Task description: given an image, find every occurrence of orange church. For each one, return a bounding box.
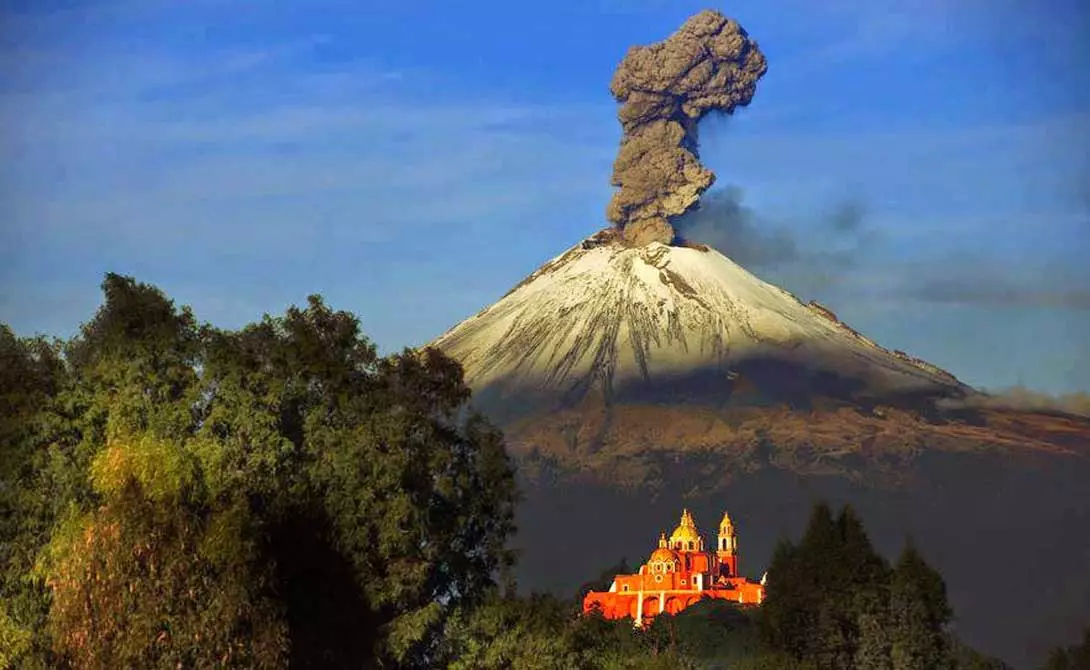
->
[582,508,765,626]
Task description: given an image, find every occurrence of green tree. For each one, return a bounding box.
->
[440,593,706,669]
[761,502,890,669]
[3,275,519,668]
[2,271,205,667]
[760,537,811,658]
[0,325,66,668]
[1042,628,1090,670]
[21,276,287,668]
[666,599,763,665]
[441,594,589,669]
[889,540,952,670]
[854,588,893,670]
[195,296,518,665]
[42,474,286,668]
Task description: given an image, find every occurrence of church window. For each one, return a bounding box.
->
[688,541,694,550]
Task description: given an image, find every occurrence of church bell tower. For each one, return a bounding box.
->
[717,511,739,577]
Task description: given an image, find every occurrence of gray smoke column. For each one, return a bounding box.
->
[607,10,767,246]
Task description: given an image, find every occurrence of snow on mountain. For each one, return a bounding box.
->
[432,232,968,407]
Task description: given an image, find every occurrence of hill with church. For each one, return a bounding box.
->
[583,508,765,624]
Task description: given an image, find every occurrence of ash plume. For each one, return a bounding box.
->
[607,9,767,247]
[673,186,876,293]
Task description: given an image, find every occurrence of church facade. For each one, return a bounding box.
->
[582,509,765,626]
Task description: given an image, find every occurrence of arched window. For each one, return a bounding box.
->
[688,541,694,551]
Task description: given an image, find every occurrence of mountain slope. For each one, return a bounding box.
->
[435,231,969,420]
[430,231,1090,669]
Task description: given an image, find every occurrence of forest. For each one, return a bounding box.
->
[1,274,1087,669]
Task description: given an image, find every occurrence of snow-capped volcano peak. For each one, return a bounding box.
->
[432,231,966,414]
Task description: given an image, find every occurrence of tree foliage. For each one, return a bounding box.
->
[0,274,517,668]
[1042,628,1090,670]
[889,539,952,670]
[760,502,957,670]
[0,324,69,667]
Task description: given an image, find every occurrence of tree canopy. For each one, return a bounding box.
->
[0,274,517,668]
[759,502,959,670]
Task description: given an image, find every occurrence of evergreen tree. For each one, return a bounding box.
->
[889,540,952,670]
[793,501,841,661]
[814,602,853,670]
[855,588,893,670]
[759,538,809,657]
[762,502,890,669]
[838,505,892,594]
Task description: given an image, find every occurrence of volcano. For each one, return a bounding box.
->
[435,229,970,422]
[433,230,1085,476]
[431,230,1090,669]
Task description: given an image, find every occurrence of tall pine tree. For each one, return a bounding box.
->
[889,540,952,670]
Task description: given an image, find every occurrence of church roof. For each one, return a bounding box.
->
[649,547,679,563]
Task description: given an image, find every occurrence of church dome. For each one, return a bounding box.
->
[670,524,700,544]
[669,508,702,548]
[649,547,679,563]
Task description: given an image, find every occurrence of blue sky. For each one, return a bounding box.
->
[2,0,1088,394]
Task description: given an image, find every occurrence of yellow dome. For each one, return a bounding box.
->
[669,508,702,547]
[670,525,701,544]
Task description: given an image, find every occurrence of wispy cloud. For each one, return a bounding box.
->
[902,275,1090,311]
